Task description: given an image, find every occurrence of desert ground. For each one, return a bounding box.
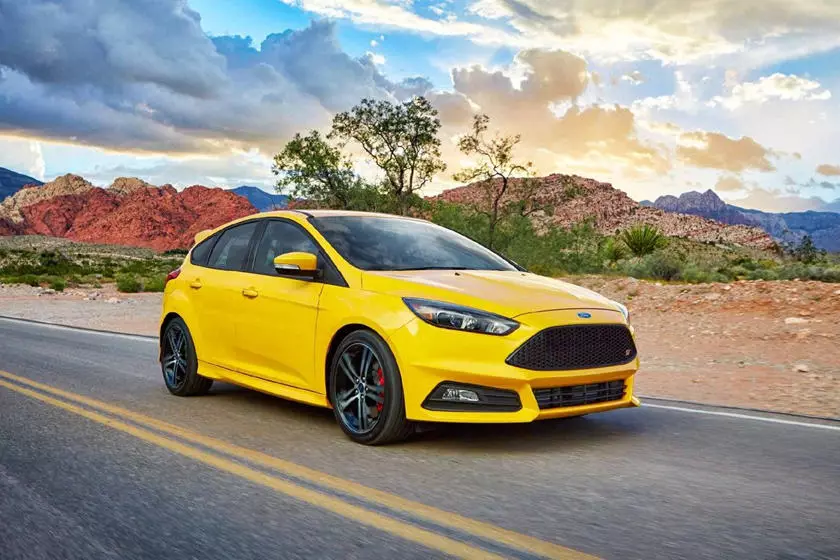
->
[2,277,838,418]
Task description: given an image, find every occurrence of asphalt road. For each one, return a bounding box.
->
[1,316,838,560]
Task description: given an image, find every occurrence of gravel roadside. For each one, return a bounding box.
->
[3,278,838,418]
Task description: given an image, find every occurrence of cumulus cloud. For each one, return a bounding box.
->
[709,73,832,110]
[464,0,840,65]
[441,49,669,178]
[622,71,644,85]
[725,188,826,213]
[817,164,840,176]
[677,131,777,172]
[0,137,45,180]
[715,175,744,192]
[0,2,398,154]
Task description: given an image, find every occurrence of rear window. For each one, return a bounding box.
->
[207,221,259,271]
[190,236,215,267]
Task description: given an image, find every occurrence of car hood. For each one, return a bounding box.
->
[362,269,622,318]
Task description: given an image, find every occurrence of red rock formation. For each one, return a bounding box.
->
[434,174,777,250]
[13,183,256,251]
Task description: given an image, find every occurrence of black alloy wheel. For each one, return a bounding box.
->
[160,317,213,396]
[329,330,413,445]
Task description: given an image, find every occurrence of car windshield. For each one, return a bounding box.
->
[310,215,517,272]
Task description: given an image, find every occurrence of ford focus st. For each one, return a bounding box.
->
[159,210,640,444]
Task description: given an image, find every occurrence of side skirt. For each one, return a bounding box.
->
[198,360,331,409]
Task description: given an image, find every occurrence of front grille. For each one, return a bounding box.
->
[506,324,636,371]
[533,380,626,410]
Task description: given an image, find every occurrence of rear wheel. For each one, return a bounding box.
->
[329,330,413,445]
[161,317,213,396]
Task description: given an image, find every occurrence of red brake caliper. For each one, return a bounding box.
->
[376,367,384,412]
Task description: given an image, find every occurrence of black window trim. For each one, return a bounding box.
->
[245,217,348,287]
[193,218,263,273]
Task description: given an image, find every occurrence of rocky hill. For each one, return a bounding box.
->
[0,175,256,251]
[436,174,776,250]
[0,167,43,201]
[645,189,840,252]
[231,186,288,211]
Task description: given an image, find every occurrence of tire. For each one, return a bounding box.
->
[329,330,413,445]
[160,317,213,397]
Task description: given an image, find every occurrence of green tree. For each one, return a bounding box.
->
[453,114,544,250]
[620,224,667,257]
[272,131,360,208]
[332,97,446,214]
[790,235,823,264]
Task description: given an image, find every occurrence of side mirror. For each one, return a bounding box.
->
[273,252,320,280]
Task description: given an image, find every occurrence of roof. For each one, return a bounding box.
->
[256,209,425,220]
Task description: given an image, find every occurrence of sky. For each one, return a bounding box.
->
[0,0,839,212]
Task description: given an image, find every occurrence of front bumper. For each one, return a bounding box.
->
[388,308,641,423]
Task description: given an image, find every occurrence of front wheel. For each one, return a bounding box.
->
[329,330,413,445]
[161,317,213,396]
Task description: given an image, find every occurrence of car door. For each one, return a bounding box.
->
[187,220,260,370]
[234,219,326,390]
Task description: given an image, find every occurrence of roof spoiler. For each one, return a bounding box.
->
[194,229,213,245]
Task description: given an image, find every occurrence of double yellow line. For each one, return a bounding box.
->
[0,369,597,560]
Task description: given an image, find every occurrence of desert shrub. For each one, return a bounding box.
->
[620,251,683,281]
[620,224,667,257]
[599,237,627,265]
[116,274,142,293]
[143,275,166,292]
[48,277,66,292]
[746,268,780,281]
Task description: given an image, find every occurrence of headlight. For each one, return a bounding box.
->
[615,302,630,322]
[402,298,519,336]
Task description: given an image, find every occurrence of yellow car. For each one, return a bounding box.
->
[159,210,640,444]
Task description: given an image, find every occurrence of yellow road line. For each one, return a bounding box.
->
[0,370,598,560]
[0,377,505,560]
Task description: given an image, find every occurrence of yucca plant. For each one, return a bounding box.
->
[621,224,667,257]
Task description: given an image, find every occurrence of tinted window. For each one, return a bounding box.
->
[310,216,516,272]
[252,220,319,275]
[190,236,215,266]
[207,221,258,271]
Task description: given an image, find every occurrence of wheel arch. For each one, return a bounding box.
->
[324,323,395,405]
[159,312,182,360]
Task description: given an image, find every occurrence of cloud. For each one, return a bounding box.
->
[0,136,45,180]
[0,3,398,154]
[622,71,644,85]
[715,175,744,192]
[709,73,832,110]
[817,164,840,176]
[725,187,826,213]
[441,50,669,179]
[677,132,777,172]
[464,0,840,65]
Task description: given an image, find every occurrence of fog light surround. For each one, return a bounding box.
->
[422,382,522,412]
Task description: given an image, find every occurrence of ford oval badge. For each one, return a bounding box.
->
[577,312,592,319]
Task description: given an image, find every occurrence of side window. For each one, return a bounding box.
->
[190,236,215,267]
[207,221,259,271]
[252,221,318,275]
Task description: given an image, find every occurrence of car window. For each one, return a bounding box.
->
[252,220,319,275]
[190,235,215,267]
[207,221,258,271]
[310,216,516,272]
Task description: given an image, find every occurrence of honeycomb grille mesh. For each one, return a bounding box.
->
[506,324,637,371]
[533,380,626,410]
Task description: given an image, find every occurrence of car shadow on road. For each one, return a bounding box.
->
[407,411,654,454]
[200,384,654,454]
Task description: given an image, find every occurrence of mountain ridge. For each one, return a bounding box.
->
[646,189,840,252]
[0,167,44,201]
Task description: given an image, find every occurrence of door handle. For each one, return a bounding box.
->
[189,279,202,289]
[242,288,259,299]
